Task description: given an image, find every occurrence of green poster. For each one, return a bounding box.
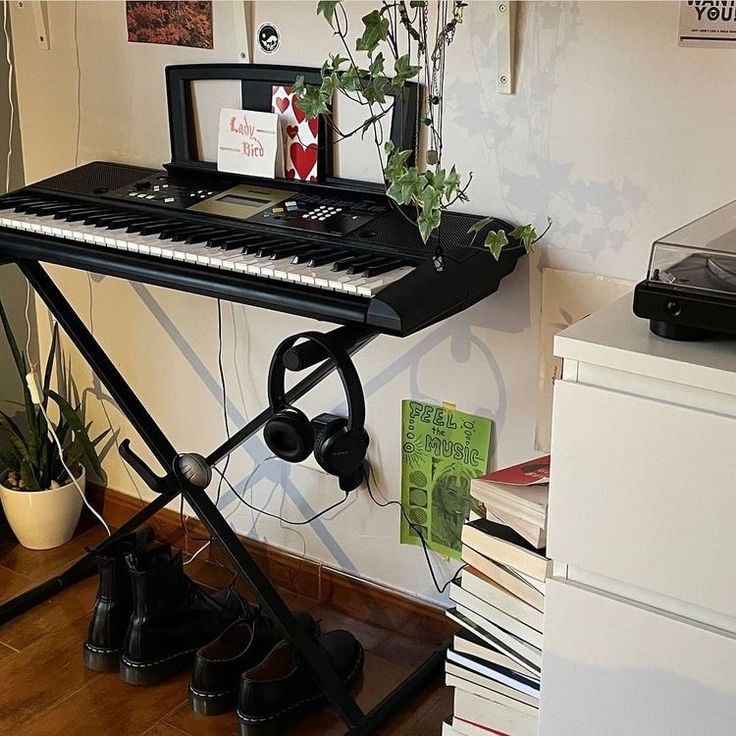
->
[400,400,492,559]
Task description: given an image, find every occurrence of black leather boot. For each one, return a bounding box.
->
[120,542,245,686]
[83,526,154,672]
[189,610,320,716]
[236,629,364,736]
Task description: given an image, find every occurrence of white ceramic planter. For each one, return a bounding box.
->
[0,467,86,550]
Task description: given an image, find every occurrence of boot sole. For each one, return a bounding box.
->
[83,644,122,672]
[189,686,237,716]
[120,650,194,686]
[236,645,365,736]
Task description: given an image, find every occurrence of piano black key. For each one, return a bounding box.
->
[168,226,213,243]
[241,238,283,255]
[206,233,262,249]
[303,250,345,267]
[270,243,313,260]
[331,255,371,272]
[158,224,208,240]
[50,206,93,219]
[21,202,67,215]
[85,213,125,227]
[125,219,160,234]
[360,260,407,277]
[346,256,397,276]
[60,209,106,223]
[256,241,301,258]
[183,228,231,244]
[136,221,178,236]
[100,214,143,229]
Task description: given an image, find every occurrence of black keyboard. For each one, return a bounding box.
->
[0,162,525,337]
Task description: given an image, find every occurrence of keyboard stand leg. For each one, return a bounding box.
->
[0,259,443,735]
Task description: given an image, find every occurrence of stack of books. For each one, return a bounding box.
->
[470,455,549,548]
[443,457,550,736]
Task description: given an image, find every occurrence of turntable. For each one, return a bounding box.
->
[633,199,736,340]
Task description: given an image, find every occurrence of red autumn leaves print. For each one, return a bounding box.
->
[126,1,213,49]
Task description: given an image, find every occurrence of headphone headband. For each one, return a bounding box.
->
[267,331,366,432]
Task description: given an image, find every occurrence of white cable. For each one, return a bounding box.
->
[73,0,81,165]
[2,0,14,193]
[183,540,211,566]
[23,280,34,370]
[37,399,111,537]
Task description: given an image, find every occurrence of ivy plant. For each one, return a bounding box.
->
[294,1,549,259]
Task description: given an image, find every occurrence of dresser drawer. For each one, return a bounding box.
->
[548,379,736,618]
[539,578,736,736]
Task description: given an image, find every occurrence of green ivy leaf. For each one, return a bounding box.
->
[356,10,390,53]
[338,65,361,92]
[410,0,428,7]
[317,1,339,27]
[296,85,330,119]
[509,223,538,252]
[444,165,461,201]
[393,53,421,86]
[362,75,389,105]
[485,230,509,260]
[418,208,441,243]
[369,52,385,77]
[467,216,493,244]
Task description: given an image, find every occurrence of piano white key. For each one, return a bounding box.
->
[0,207,416,301]
[347,267,415,296]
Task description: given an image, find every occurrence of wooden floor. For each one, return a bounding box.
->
[0,519,452,735]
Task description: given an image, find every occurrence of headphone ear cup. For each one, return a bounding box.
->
[263,407,314,463]
[314,415,369,477]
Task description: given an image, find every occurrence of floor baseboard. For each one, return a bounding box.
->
[88,484,455,646]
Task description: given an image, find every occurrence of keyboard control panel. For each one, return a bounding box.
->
[107,175,385,238]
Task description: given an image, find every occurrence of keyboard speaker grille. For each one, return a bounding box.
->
[354,210,514,263]
[33,162,153,196]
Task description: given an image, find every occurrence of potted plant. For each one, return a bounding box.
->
[0,298,107,550]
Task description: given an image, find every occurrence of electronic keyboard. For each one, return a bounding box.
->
[0,161,525,337]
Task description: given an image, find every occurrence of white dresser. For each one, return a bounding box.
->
[539,295,736,736]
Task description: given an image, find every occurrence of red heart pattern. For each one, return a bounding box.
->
[286,125,298,140]
[307,116,319,138]
[292,99,306,124]
[275,96,290,114]
[286,168,296,179]
[289,143,318,180]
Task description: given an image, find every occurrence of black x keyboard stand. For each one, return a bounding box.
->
[0,256,448,736]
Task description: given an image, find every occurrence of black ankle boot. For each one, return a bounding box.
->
[120,543,245,686]
[83,526,154,672]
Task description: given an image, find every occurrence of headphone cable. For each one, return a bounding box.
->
[363,459,463,596]
[213,463,350,526]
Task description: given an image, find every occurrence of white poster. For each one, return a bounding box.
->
[678,1,736,48]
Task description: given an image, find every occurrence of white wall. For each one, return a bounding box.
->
[0,15,28,421]
[8,1,736,604]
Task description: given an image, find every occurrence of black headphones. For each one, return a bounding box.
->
[264,332,369,490]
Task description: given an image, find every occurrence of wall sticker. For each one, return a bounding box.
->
[679,1,736,47]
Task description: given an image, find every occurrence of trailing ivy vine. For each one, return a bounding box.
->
[294,0,549,260]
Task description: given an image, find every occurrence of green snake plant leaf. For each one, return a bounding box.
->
[42,322,59,410]
[0,445,19,472]
[19,458,40,491]
[0,296,27,382]
[0,424,31,462]
[47,390,104,477]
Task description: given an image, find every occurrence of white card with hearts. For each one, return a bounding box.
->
[271,85,319,182]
